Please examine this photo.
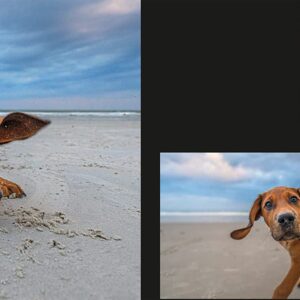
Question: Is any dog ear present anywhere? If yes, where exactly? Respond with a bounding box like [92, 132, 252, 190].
[230, 194, 262, 240]
[0, 112, 50, 144]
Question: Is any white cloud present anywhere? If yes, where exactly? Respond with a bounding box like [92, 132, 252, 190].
[74, 0, 140, 19]
[90, 0, 140, 15]
[160, 153, 267, 182]
[68, 0, 140, 36]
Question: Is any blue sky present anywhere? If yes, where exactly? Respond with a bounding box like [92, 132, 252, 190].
[161, 153, 300, 212]
[0, 0, 140, 110]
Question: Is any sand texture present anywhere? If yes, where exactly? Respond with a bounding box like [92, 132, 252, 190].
[0, 115, 140, 300]
[161, 222, 300, 299]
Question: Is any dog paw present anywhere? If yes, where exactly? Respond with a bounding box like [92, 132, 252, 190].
[0, 177, 26, 199]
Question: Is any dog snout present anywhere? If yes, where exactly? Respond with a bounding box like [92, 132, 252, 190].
[277, 212, 295, 227]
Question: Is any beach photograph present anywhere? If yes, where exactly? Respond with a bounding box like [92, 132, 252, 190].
[0, 1, 140, 299]
[161, 153, 300, 299]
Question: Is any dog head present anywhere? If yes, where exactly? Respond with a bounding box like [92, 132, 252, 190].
[0, 112, 50, 145]
[231, 186, 300, 241]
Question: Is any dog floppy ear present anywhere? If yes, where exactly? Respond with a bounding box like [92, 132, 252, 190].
[0, 112, 50, 145]
[230, 194, 262, 240]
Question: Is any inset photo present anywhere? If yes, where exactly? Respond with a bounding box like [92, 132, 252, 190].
[160, 153, 300, 299]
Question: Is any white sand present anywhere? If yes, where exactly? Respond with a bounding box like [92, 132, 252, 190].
[0, 115, 140, 300]
[161, 222, 300, 299]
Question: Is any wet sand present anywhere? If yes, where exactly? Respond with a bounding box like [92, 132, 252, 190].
[161, 221, 300, 299]
[0, 115, 140, 299]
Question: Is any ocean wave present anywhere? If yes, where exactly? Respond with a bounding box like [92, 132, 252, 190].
[160, 211, 248, 216]
[160, 211, 250, 223]
[0, 111, 140, 117]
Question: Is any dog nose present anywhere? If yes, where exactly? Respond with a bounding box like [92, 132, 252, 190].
[278, 213, 295, 226]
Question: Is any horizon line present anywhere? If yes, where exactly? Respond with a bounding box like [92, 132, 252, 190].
[160, 211, 248, 216]
[0, 109, 141, 112]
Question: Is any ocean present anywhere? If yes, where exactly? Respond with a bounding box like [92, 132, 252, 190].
[160, 211, 250, 223]
[0, 110, 140, 117]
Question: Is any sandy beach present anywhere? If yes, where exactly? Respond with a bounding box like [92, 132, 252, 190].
[0, 114, 140, 299]
[161, 221, 300, 299]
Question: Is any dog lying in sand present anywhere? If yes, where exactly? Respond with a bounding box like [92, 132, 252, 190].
[0, 112, 50, 199]
[231, 186, 300, 299]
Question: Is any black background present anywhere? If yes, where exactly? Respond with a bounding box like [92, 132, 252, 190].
[142, 0, 299, 299]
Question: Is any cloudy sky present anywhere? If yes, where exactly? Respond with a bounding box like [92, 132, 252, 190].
[0, 0, 140, 110]
[161, 153, 300, 212]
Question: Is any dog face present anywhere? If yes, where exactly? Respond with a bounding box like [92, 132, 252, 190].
[261, 187, 300, 241]
[231, 186, 300, 241]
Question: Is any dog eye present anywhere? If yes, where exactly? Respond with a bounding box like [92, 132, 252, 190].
[290, 196, 298, 204]
[265, 201, 273, 210]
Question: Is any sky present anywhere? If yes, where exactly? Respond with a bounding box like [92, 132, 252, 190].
[0, 0, 140, 110]
[161, 153, 300, 212]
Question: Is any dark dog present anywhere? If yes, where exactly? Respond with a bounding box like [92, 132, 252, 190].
[0, 112, 50, 199]
[231, 186, 300, 299]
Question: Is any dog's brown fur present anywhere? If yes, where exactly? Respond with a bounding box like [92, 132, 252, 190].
[231, 186, 300, 299]
[0, 112, 50, 198]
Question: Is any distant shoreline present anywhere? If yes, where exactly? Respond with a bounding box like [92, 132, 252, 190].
[0, 109, 141, 112]
[161, 211, 248, 216]
[0, 111, 140, 117]
[160, 211, 250, 223]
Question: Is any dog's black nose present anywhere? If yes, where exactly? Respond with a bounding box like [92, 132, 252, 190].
[278, 213, 295, 226]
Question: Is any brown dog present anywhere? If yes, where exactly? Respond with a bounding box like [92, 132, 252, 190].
[0, 112, 50, 199]
[231, 186, 300, 299]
